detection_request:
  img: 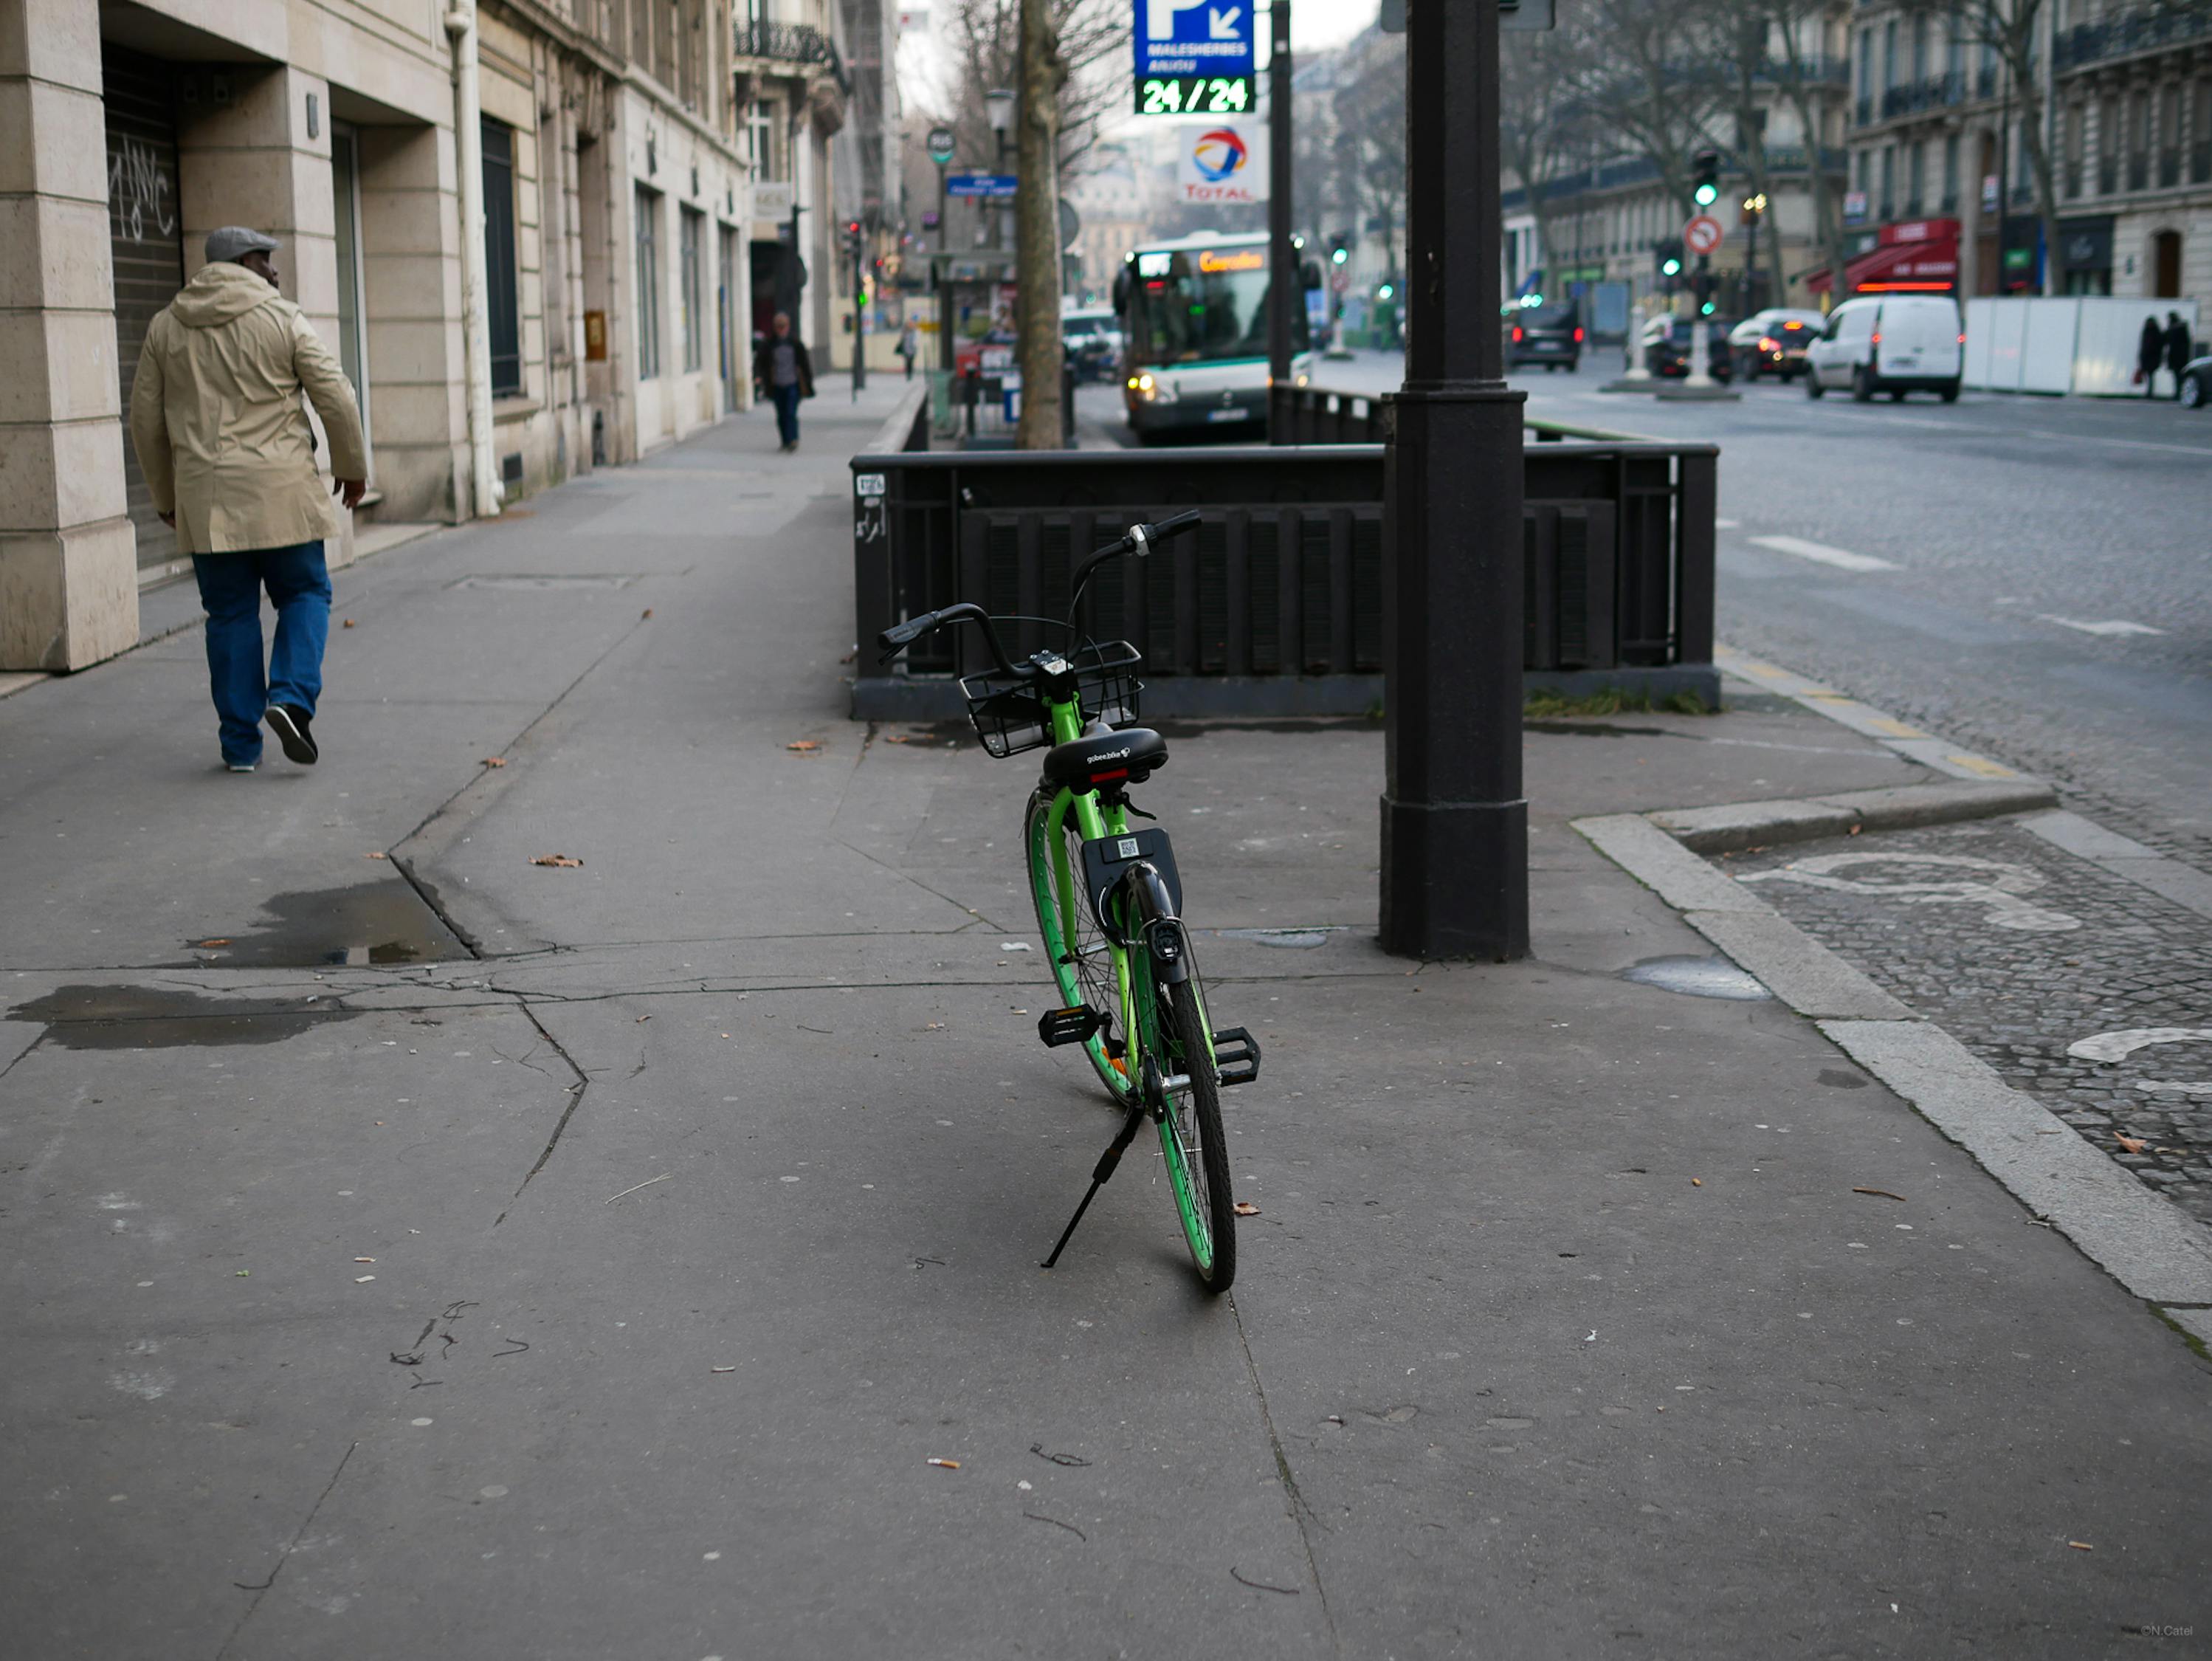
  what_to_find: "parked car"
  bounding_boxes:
[1509,304,1583,371]
[1727,308,1826,380]
[1645,316,1736,381]
[1804,294,1963,402]
[2180,353,2211,410]
[1061,307,1123,383]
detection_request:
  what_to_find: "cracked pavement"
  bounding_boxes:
[4,380,2209,1658]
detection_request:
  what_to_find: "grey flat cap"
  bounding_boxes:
[205,226,281,264]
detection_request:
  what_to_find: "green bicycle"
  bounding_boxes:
[877,512,1260,1293]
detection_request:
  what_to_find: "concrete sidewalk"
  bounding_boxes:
[3,385,2207,1659]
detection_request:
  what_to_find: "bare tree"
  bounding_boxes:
[1334,31,1408,279]
[1763,0,1853,303]
[1568,0,1731,215]
[1910,0,2059,294]
[1500,30,1583,289]
[1013,0,1064,447]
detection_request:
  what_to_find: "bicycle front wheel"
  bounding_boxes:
[1024,789,1130,1103]
[1154,972,1236,1293]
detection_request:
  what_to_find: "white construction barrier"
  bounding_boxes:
[1962,295,2199,396]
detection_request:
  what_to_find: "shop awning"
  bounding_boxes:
[1806,232,1960,295]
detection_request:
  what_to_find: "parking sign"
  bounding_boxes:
[1134,0,1255,115]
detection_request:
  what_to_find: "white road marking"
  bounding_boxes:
[2067,1028,2212,1096]
[1746,534,1903,573]
[2036,614,2165,637]
[1739,850,2081,932]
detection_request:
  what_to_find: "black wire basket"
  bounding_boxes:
[958,638,1144,759]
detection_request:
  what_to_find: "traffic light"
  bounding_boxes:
[1655,238,1684,289]
[1692,148,1720,209]
[1329,233,1350,266]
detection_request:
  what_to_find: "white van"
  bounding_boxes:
[1804,294,1964,402]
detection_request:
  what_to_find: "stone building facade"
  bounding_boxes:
[4,0,753,674]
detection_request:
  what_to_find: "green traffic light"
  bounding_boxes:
[1377,283,1394,300]
[1524,292,1543,306]
[1331,247,1348,265]
[1661,258,1681,275]
[1701,300,1715,314]
[1693,182,1717,206]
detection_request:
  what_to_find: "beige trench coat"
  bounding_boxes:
[127,262,369,556]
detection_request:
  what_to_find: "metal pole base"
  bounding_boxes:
[1378,794,1529,959]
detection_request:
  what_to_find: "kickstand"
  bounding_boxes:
[1041,1094,1151,1270]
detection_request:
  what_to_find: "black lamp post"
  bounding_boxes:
[1378,0,1529,961]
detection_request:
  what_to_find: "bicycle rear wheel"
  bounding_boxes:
[1024,789,1130,1102]
[1152,969,1236,1293]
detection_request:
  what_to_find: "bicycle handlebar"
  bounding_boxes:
[876,514,1203,667]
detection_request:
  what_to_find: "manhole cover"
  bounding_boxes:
[1622,955,1771,1000]
[447,574,638,590]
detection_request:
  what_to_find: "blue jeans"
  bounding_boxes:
[771,383,802,445]
[192,541,331,766]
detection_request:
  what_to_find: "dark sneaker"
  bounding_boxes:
[265,704,318,765]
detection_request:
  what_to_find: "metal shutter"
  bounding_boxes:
[103,46,186,573]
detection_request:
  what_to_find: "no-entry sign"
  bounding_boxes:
[1684,214,1723,256]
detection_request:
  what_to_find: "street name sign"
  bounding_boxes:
[1684,214,1723,255]
[946,172,1019,199]
[1134,0,1254,115]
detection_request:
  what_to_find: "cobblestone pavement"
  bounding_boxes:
[1724,817,2212,1226]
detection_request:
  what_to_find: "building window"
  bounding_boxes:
[635,184,661,378]
[2099,95,2121,193]
[1882,20,1897,90]
[681,205,703,371]
[2158,83,2180,188]
[2063,105,2083,199]
[1907,140,1925,215]
[2194,80,2211,185]
[2129,90,2149,190]
[480,117,522,396]
[1879,144,1895,218]
[1943,133,1960,211]
[750,100,776,179]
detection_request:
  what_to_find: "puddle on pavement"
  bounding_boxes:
[176,880,464,969]
[1622,955,1772,1001]
[9,984,358,1050]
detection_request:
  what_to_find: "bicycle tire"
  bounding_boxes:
[1155,971,1236,1293]
[1024,789,1130,1102]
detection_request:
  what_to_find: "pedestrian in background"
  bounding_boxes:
[2165,312,2193,400]
[2137,314,2166,397]
[128,227,367,773]
[752,312,816,453]
[899,320,920,380]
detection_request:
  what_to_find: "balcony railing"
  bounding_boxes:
[1879,72,1968,120]
[2055,6,2212,72]
[735,20,841,75]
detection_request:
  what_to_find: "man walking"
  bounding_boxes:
[752,312,816,453]
[898,319,920,380]
[2137,313,2166,397]
[2166,312,2194,401]
[129,227,366,772]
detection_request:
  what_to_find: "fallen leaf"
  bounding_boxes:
[342,619,356,628]
[2067,1541,2093,1551]
[838,649,856,664]
[530,853,584,867]
[1233,1201,1261,1217]
[926,1457,961,1470]
[235,1270,249,1277]
[1852,1186,1907,1202]
[1847,824,1862,836]
[2114,1133,2147,1154]
[786,739,821,753]
[365,850,387,860]
[641,607,654,619]
[196,938,232,948]
[635,1014,652,1023]
[483,756,507,768]
[1691,1177,1703,1186]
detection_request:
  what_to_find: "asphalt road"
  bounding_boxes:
[1087,350,2212,866]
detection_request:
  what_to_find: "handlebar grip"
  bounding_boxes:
[878,611,937,653]
[1152,510,1202,540]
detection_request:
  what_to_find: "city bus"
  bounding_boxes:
[1112,231,1314,441]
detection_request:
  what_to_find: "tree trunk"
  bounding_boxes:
[1013,0,1064,449]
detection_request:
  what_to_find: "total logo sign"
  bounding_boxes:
[1176,122,1268,204]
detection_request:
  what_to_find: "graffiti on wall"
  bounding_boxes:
[108,135,176,244]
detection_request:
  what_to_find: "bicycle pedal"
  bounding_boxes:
[1037,1005,1105,1048]
[1210,1026,1261,1087]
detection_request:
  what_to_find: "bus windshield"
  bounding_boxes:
[1125,246,1307,366]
